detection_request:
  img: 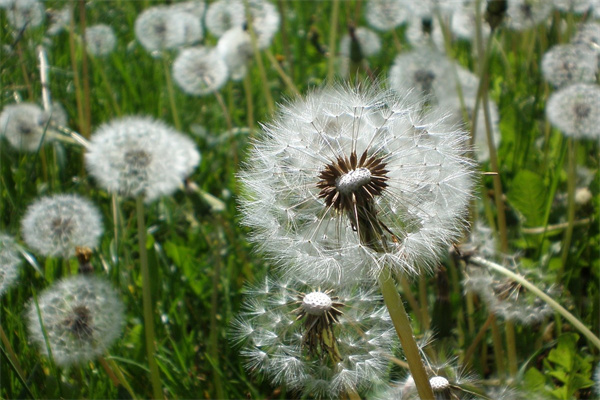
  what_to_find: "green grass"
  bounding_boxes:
[1,1,599,399]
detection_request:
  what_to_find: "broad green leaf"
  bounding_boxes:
[507,170,547,227]
[524,367,546,391]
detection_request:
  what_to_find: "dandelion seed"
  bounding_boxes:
[217,27,253,81]
[134,6,202,55]
[231,276,395,398]
[172,47,228,96]
[5,0,44,31]
[239,83,474,284]
[0,103,65,152]
[21,194,104,259]
[546,83,600,139]
[85,24,117,57]
[0,234,21,297]
[85,116,200,202]
[541,44,598,88]
[506,0,552,31]
[364,0,409,32]
[26,275,124,367]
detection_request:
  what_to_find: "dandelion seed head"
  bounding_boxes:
[450,2,490,41]
[21,194,103,259]
[0,234,21,297]
[554,0,596,13]
[217,27,252,81]
[85,24,117,57]
[231,276,395,398]
[85,116,200,202]
[429,376,450,391]
[364,0,409,31]
[173,47,228,96]
[6,0,44,30]
[240,83,473,284]
[572,22,600,56]
[169,0,206,19]
[406,17,445,51]
[205,0,245,38]
[47,5,71,36]
[506,0,552,31]
[546,83,600,139]
[0,103,60,152]
[340,27,382,59]
[541,44,598,88]
[26,275,124,367]
[135,6,202,54]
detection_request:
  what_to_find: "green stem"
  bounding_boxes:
[505,321,518,377]
[327,0,340,84]
[136,196,163,399]
[378,271,434,400]
[469,256,600,350]
[490,315,506,381]
[559,139,576,282]
[162,55,181,131]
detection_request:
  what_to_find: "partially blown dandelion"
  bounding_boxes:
[21,194,103,258]
[231,276,396,398]
[26,275,124,367]
[85,116,200,202]
[239,83,473,284]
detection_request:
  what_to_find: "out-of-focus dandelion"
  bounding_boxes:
[5,0,44,31]
[85,24,117,57]
[230,276,396,398]
[172,47,229,95]
[21,194,104,259]
[0,103,66,152]
[572,22,600,56]
[239,83,473,284]
[389,49,451,104]
[463,258,555,325]
[541,44,598,88]
[546,83,600,139]
[553,0,596,13]
[217,27,253,81]
[85,116,200,202]
[450,1,490,42]
[338,26,381,77]
[205,0,279,49]
[26,275,124,367]
[47,5,71,36]
[0,234,21,297]
[364,0,409,32]
[505,0,552,31]
[134,6,202,55]
[405,17,445,51]
[169,0,206,19]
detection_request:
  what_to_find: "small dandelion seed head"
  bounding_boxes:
[572,22,600,56]
[364,0,409,32]
[85,116,200,202]
[205,0,245,38]
[0,103,65,152]
[169,0,206,19]
[0,234,21,297]
[546,83,600,139]
[506,0,552,31]
[47,5,71,36]
[230,276,395,398]
[85,24,117,57]
[541,44,598,88]
[26,275,124,367]
[239,82,474,284]
[134,6,202,54]
[217,27,253,81]
[21,194,103,258]
[6,0,44,30]
[450,2,490,41]
[173,47,229,96]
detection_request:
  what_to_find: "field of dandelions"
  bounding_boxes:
[1,0,600,399]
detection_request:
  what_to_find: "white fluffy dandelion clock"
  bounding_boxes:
[239,84,474,284]
[21,194,104,259]
[546,83,600,140]
[0,234,22,297]
[85,116,200,202]
[26,275,125,367]
[172,47,229,96]
[230,276,396,398]
[0,102,66,152]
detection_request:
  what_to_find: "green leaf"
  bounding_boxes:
[507,170,547,227]
[524,367,547,391]
[547,333,578,371]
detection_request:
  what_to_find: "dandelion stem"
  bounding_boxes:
[559,139,576,282]
[162,55,182,131]
[136,196,163,399]
[505,321,518,376]
[490,315,506,381]
[243,74,255,136]
[68,1,86,138]
[327,0,340,84]
[265,49,301,96]
[462,313,494,368]
[0,325,27,382]
[99,356,138,400]
[469,256,600,351]
[78,0,92,138]
[378,271,434,400]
